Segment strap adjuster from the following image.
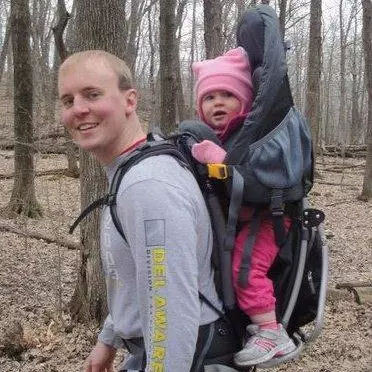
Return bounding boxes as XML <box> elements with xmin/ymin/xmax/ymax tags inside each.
<box><xmin>271</xmin><ymin>208</ymin><xmax>284</xmax><ymax>217</ymax></box>
<box><xmin>207</xmin><ymin>164</ymin><xmax>229</xmax><ymax>179</ymax></box>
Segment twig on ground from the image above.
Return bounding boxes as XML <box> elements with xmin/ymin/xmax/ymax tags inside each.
<box><xmin>335</xmin><ymin>282</ymin><xmax>372</xmax><ymax>305</ymax></box>
<box><xmin>319</xmin><ymin>162</ymin><xmax>365</xmax><ymax>172</ymax></box>
<box><xmin>325</xmin><ymin>199</ymin><xmax>360</xmax><ymax>207</ymax></box>
<box><xmin>316</xmin><ymin>181</ymin><xmax>356</xmax><ymax>187</ymax></box>
<box><xmin>0</xmin><ymin>223</ymin><xmax>79</xmax><ymax>250</ymax></box>
<box><xmin>0</xmin><ymin>168</ymin><xmax>78</xmax><ymax>180</ymax></box>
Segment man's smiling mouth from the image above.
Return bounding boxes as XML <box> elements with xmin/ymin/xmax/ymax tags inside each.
<box><xmin>78</xmin><ymin>123</ymin><xmax>98</xmax><ymax>131</ymax></box>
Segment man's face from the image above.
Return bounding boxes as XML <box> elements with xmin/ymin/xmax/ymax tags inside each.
<box><xmin>58</xmin><ymin>58</ymin><xmax>136</xmax><ymax>163</ymax></box>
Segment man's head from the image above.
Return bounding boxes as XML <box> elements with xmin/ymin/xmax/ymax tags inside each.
<box><xmin>192</xmin><ymin>47</ymin><xmax>253</xmax><ymax>130</ymax></box>
<box><xmin>58</xmin><ymin>50</ymin><xmax>144</xmax><ymax>164</ymax></box>
<box><xmin>61</xmin><ymin>50</ymin><xmax>134</xmax><ymax>91</ymax></box>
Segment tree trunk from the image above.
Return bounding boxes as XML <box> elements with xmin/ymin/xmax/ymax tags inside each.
<box><xmin>305</xmin><ymin>0</ymin><xmax>322</xmax><ymax>161</ymax></box>
<box><xmin>338</xmin><ymin>0</ymin><xmax>356</xmax><ymax>147</ymax></box>
<box><xmin>339</xmin><ymin>0</ymin><xmax>347</xmax><ymax>147</ymax></box>
<box><xmin>278</xmin><ymin>0</ymin><xmax>287</xmax><ymax>39</ymax></box>
<box><xmin>324</xmin><ymin>26</ymin><xmax>336</xmax><ymax>145</ymax></box>
<box><xmin>0</xmin><ymin>16</ymin><xmax>11</xmax><ymax>84</ymax></box>
<box><xmin>125</xmin><ymin>0</ymin><xmax>146</xmax><ymax>76</ymax></box>
<box><xmin>159</xmin><ymin>0</ymin><xmax>177</xmax><ymax>134</ymax></box>
<box><xmin>293</xmin><ymin>30</ymin><xmax>305</xmax><ymax>107</ymax></box>
<box><xmin>350</xmin><ymin>0</ymin><xmax>362</xmax><ymax>145</ymax></box>
<box><xmin>2</xmin><ymin>0</ymin><xmax>42</xmax><ymax>219</ymax></box>
<box><xmin>68</xmin><ymin>0</ymin><xmax>127</xmax><ymax>324</ymax></box>
<box><xmin>147</xmin><ymin>5</ymin><xmax>158</xmax><ymax>129</ymax></box>
<box><xmin>203</xmin><ymin>0</ymin><xmax>223</xmax><ymax>59</ymax></box>
<box><xmin>52</xmin><ymin>0</ymin><xmax>79</xmax><ymax>177</ymax></box>
<box><xmin>175</xmin><ymin>0</ymin><xmax>188</xmax><ymax>122</ymax></box>
<box><xmin>188</xmin><ymin>0</ymin><xmax>197</xmax><ymax>117</ymax></box>
<box><xmin>30</xmin><ymin>0</ymin><xmax>54</xmax><ymax>136</ymax></box>
<box><xmin>360</xmin><ymin>0</ymin><xmax>372</xmax><ymax>200</ymax></box>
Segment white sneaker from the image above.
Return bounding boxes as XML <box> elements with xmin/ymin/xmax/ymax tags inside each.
<box><xmin>234</xmin><ymin>324</ymin><xmax>296</xmax><ymax>367</ymax></box>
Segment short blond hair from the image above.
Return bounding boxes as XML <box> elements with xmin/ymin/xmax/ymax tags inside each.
<box><xmin>60</xmin><ymin>50</ymin><xmax>133</xmax><ymax>91</ymax></box>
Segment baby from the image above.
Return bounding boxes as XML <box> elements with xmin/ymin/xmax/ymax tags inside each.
<box><xmin>192</xmin><ymin>47</ymin><xmax>296</xmax><ymax>367</ymax></box>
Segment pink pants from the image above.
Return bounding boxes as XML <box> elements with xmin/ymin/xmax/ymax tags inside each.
<box><xmin>232</xmin><ymin>213</ymin><xmax>291</xmax><ymax>316</ymax></box>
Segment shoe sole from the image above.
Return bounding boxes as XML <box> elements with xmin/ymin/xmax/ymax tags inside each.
<box><xmin>257</xmin><ymin>344</ymin><xmax>298</xmax><ymax>369</ymax></box>
<box><xmin>234</xmin><ymin>342</ymin><xmax>294</xmax><ymax>367</ymax></box>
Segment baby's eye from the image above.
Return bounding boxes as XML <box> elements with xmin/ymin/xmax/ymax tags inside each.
<box><xmin>223</xmin><ymin>91</ymin><xmax>234</xmax><ymax>98</ymax></box>
<box><xmin>203</xmin><ymin>94</ymin><xmax>214</xmax><ymax>101</ymax></box>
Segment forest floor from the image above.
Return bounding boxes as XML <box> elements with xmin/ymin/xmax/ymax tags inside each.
<box><xmin>0</xmin><ymin>151</ymin><xmax>371</xmax><ymax>372</ymax></box>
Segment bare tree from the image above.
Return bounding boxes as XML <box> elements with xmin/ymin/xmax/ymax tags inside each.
<box><xmin>52</xmin><ymin>0</ymin><xmax>79</xmax><ymax>178</ymax></box>
<box><xmin>360</xmin><ymin>0</ymin><xmax>372</xmax><ymax>200</ymax></box>
<box><xmin>350</xmin><ymin>0</ymin><xmax>363</xmax><ymax>144</ymax></box>
<box><xmin>175</xmin><ymin>0</ymin><xmax>188</xmax><ymax>122</ymax></box>
<box><xmin>305</xmin><ymin>0</ymin><xmax>322</xmax><ymax>160</ymax></box>
<box><xmin>146</xmin><ymin>2</ymin><xmax>157</xmax><ymax>128</ymax></box>
<box><xmin>67</xmin><ymin>0</ymin><xmax>127</xmax><ymax>324</ymax></box>
<box><xmin>124</xmin><ymin>0</ymin><xmax>147</xmax><ymax>75</ymax></box>
<box><xmin>30</xmin><ymin>0</ymin><xmax>56</xmax><ymax>130</ymax></box>
<box><xmin>159</xmin><ymin>0</ymin><xmax>177</xmax><ymax>133</ymax></box>
<box><xmin>323</xmin><ymin>24</ymin><xmax>337</xmax><ymax>145</ymax></box>
<box><xmin>2</xmin><ymin>0</ymin><xmax>42</xmax><ymax>219</ymax></box>
<box><xmin>188</xmin><ymin>0</ymin><xmax>198</xmax><ymax>117</ymax></box>
<box><xmin>278</xmin><ymin>0</ymin><xmax>288</xmax><ymax>38</ymax></box>
<box><xmin>338</xmin><ymin>0</ymin><xmax>357</xmax><ymax>147</ymax></box>
<box><xmin>0</xmin><ymin>15</ymin><xmax>10</xmax><ymax>83</ymax></box>
<box><xmin>203</xmin><ymin>0</ymin><xmax>223</xmax><ymax>58</ymax></box>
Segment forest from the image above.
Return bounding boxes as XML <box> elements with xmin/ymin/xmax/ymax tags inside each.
<box><xmin>0</xmin><ymin>0</ymin><xmax>371</xmax><ymax>371</ymax></box>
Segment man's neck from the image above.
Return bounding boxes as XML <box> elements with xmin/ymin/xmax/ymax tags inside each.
<box><xmin>97</xmin><ymin>118</ymin><xmax>146</xmax><ymax>165</ymax></box>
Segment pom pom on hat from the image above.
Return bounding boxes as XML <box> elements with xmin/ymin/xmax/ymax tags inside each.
<box><xmin>192</xmin><ymin>47</ymin><xmax>253</xmax><ymax>123</ymax></box>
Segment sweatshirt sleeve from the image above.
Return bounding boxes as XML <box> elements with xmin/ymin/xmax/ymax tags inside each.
<box><xmin>118</xmin><ymin>175</ymin><xmax>201</xmax><ymax>372</ymax></box>
<box><xmin>98</xmin><ymin>314</ymin><xmax>124</xmax><ymax>349</ymax></box>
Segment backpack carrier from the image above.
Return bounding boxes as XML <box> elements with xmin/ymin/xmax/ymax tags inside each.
<box><xmin>70</xmin><ymin>5</ymin><xmax>328</xmax><ymax>371</ymax></box>
<box><xmin>195</xmin><ymin>4</ymin><xmax>328</xmax><ymax>369</ymax></box>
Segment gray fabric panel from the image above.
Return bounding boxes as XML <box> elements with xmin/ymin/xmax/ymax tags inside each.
<box><xmin>249</xmin><ymin>107</ymin><xmax>312</xmax><ymax>188</ymax></box>
<box><xmin>252</xmin><ymin>5</ymin><xmax>287</xmax><ymax>121</ymax></box>
<box><xmin>226</xmin><ymin>5</ymin><xmax>288</xmax><ymax>162</ymax></box>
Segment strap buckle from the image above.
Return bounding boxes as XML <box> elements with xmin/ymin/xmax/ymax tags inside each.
<box><xmin>207</xmin><ymin>164</ymin><xmax>229</xmax><ymax>180</ymax></box>
<box><xmin>271</xmin><ymin>208</ymin><xmax>284</xmax><ymax>217</ymax></box>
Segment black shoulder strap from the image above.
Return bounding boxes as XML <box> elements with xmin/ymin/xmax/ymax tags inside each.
<box><xmin>270</xmin><ymin>188</ymin><xmax>287</xmax><ymax>247</ymax></box>
<box><xmin>69</xmin><ymin>196</ymin><xmax>109</xmax><ymax>234</ymax></box>
<box><xmin>108</xmin><ymin>141</ymin><xmax>190</xmax><ymax>243</ymax></box>
<box><xmin>69</xmin><ymin>139</ymin><xmax>190</xmax><ymax>241</ymax></box>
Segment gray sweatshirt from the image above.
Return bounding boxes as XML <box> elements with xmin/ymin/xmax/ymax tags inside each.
<box><xmin>98</xmin><ymin>154</ymin><xmax>222</xmax><ymax>371</ymax></box>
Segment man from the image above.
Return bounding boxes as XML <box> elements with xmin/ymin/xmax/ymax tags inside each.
<box><xmin>58</xmin><ymin>50</ymin><xmax>230</xmax><ymax>371</ymax></box>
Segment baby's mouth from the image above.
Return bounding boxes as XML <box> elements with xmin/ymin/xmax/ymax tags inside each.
<box><xmin>213</xmin><ymin>110</ymin><xmax>226</xmax><ymax>118</ymax></box>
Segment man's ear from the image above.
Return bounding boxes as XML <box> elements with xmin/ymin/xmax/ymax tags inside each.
<box><xmin>124</xmin><ymin>89</ymin><xmax>138</xmax><ymax>115</ymax></box>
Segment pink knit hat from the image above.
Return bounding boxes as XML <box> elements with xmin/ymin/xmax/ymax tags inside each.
<box><xmin>192</xmin><ymin>47</ymin><xmax>253</xmax><ymax>123</ymax></box>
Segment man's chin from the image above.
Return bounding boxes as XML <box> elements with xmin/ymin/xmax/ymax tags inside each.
<box><xmin>75</xmin><ymin>139</ymin><xmax>99</xmax><ymax>152</ymax></box>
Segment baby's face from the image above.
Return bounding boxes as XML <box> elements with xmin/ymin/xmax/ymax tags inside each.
<box><xmin>201</xmin><ymin>90</ymin><xmax>241</xmax><ymax>132</ymax></box>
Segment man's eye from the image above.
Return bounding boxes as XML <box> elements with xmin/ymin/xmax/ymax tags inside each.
<box><xmin>88</xmin><ymin>91</ymin><xmax>100</xmax><ymax>99</ymax></box>
<box><xmin>62</xmin><ymin>98</ymin><xmax>73</xmax><ymax>108</ymax></box>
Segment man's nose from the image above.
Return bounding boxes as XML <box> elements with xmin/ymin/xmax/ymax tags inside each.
<box><xmin>72</xmin><ymin>97</ymin><xmax>90</xmax><ymax>115</ymax></box>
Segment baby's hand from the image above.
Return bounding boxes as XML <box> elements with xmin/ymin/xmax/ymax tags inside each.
<box><xmin>191</xmin><ymin>140</ymin><xmax>226</xmax><ymax>164</ymax></box>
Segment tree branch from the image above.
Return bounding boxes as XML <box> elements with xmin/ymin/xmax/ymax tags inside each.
<box><xmin>0</xmin><ymin>223</ymin><xmax>79</xmax><ymax>250</ymax></box>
